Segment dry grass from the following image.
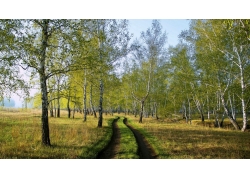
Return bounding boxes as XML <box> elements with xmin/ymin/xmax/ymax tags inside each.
<box><xmin>126</xmin><ymin>114</ymin><xmax>250</xmax><ymax>159</ymax></box>
<box><xmin>0</xmin><ymin>109</ymin><xmax>114</xmax><ymax>159</ymax></box>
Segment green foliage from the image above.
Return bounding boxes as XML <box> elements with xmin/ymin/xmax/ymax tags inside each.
<box><xmin>0</xmin><ymin>20</ymin><xmax>29</xmax><ymax>99</ymax></box>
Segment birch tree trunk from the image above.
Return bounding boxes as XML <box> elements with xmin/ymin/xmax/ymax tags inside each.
<box><xmin>39</xmin><ymin>20</ymin><xmax>50</xmax><ymax>146</ymax></box>
<box><xmin>83</xmin><ymin>68</ymin><xmax>87</xmax><ymax>121</ymax></box>
<box><xmin>54</xmin><ymin>99</ymin><xmax>57</xmax><ymax>118</ymax></box>
<box><xmin>154</xmin><ymin>102</ymin><xmax>159</xmax><ymax>120</ymax></box>
<box><xmin>57</xmin><ymin>95</ymin><xmax>60</xmax><ymax>118</ymax></box>
<box><xmin>67</xmin><ymin>90</ymin><xmax>71</xmax><ymax>118</ymax></box>
<box><xmin>194</xmin><ymin>98</ymin><xmax>205</xmax><ymax>122</ymax></box>
<box><xmin>72</xmin><ymin>87</ymin><xmax>76</xmax><ymax>119</ymax></box>
<box><xmin>98</xmin><ymin>79</ymin><xmax>104</xmax><ymax>127</ymax></box>
<box><xmin>55</xmin><ymin>75</ymin><xmax>61</xmax><ymax>118</ymax></box>
<box><xmin>183</xmin><ymin>102</ymin><xmax>188</xmax><ymax>123</ymax></box>
<box><xmin>207</xmin><ymin>93</ymin><xmax>210</xmax><ymax>120</ymax></box>
<box><xmin>234</xmin><ymin>45</ymin><xmax>248</xmax><ymax>131</ymax></box>
<box><xmin>139</xmin><ymin>100</ymin><xmax>144</xmax><ymax>123</ymax></box>
<box><xmin>49</xmin><ymin>103</ymin><xmax>54</xmax><ymax>117</ymax></box>
<box><xmin>214</xmin><ymin>110</ymin><xmax>220</xmax><ymax>128</ymax></box>
<box><xmin>239</xmin><ymin>63</ymin><xmax>248</xmax><ymax>131</ymax></box>
<box><xmin>188</xmin><ymin>97</ymin><xmax>191</xmax><ymax>124</ymax></box>
<box><xmin>48</xmin><ymin>85</ymin><xmax>54</xmax><ymax>117</ymax></box>
<box><xmin>220</xmin><ymin>93</ymin><xmax>240</xmax><ymax>130</ymax></box>
<box><xmin>89</xmin><ymin>83</ymin><xmax>97</xmax><ymax>118</ymax></box>
<box><xmin>229</xmin><ymin>93</ymin><xmax>236</xmax><ymax>121</ymax></box>
<box><xmin>133</xmin><ymin>101</ymin><xmax>137</xmax><ymax>117</ymax></box>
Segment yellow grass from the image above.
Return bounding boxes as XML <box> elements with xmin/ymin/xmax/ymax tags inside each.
<box><xmin>126</xmin><ymin>114</ymin><xmax>250</xmax><ymax>159</ymax></box>
<box><xmin>0</xmin><ymin>109</ymin><xmax>114</xmax><ymax>159</ymax></box>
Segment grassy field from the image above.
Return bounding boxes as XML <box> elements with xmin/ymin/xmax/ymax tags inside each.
<box><xmin>1</xmin><ymin>108</ymin><xmax>250</xmax><ymax>159</ymax></box>
<box><xmin>0</xmin><ymin>108</ymin><xmax>115</xmax><ymax>158</ymax></box>
<box><xmin>126</xmin><ymin>114</ymin><xmax>250</xmax><ymax>159</ymax></box>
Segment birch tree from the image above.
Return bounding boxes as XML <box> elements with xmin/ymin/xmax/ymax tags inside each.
<box><xmin>94</xmin><ymin>19</ymin><xmax>131</xmax><ymax>127</ymax></box>
<box><xmin>168</xmin><ymin>44</ymin><xmax>195</xmax><ymax>122</ymax></box>
<box><xmin>129</xmin><ymin>20</ymin><xmax>167</xmax><ymax>123</ymax></box>
<box><xmin>187</xmin><ymin>19</ymin><xmax>248</xmax><ymax>130</ymax></box>
<box><xmin>16</xmin><ymin>20</ymin><xmax>77</xmax><ymax>146</ymax></box>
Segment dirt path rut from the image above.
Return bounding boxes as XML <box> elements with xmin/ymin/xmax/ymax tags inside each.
<box><xmin>97</xmin><ymin>117</ymin><xmax>157</xmax><ymax>159</ymax></box>
<box><xmin>96</xmin><ymin>117</ymin><xmax>120</xmax><ymax>159</ymax></box>
<box><xmin>123</xmin><ymin>118</ymin><xmax>158</xmax><ymax>159</ymax></box>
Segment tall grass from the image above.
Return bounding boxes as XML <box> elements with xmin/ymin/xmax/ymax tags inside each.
<box><xmin>126</xmin><ymin>115</ymin><xmax>250</xmax><ymax>159</ymax></box>
<box><xmin>0</xmin><ymin>109</ymin><xmax>114</xmax><ymax>158</ymax></box>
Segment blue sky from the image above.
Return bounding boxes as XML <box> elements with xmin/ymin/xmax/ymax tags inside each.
<box><xmin>129</xmin><ymin>19</ymin><xmax>190</xmax><ymax>46</ymax></box>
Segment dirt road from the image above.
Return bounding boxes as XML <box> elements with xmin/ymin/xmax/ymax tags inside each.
<box><xmin>123</xmin><ymin>118</ymin><xmax>157</xmax><ymax>159</ymax></box>
<box><xmin>97</xmin><ymin>117</ymin><xmax>157</xmax><ymax>159</ymax></box>
<box><xmin>96</xmin><ymin>117</ymin><xmax>120</xmax><ymax>159</ymax></box>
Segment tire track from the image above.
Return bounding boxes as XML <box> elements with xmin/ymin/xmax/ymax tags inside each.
<box><xmin>96</xmin><ymin>117</ymin><xmax>120</xmax><ymax>159</ymax></box>
<box><xmin>123</xmin><ymin>118</ymin><xmax>158</xmax><ymax>159</ymax></box>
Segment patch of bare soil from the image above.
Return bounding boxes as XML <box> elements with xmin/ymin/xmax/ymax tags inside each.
<box><xmin>123</xmin><ymin>118</ymin><xmax>158</xmax><ymax>159</ymax></box>
<box><xmin>96</xmin><ymin>117</ymin><xmax>120</xmax><ymax>159</ymax></box>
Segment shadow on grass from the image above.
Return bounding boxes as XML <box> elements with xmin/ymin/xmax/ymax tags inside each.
<box><xmin>138</xmin><ymin>122</ymin><xmax>250</xmax><ymax>158</ymax></box>
<box><xmin>77</xmin><ymin>119</ymin><xmax>114</xmax><ymax>159</ymax></box>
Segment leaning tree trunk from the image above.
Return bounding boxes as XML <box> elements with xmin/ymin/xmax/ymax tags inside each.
<box><xmin>221</xmin><ymin>93</ymin><xmax>240</xmax><ymax>130</ymax></box>
<box><xmin>98</xmin><ymin>79</ymin><xmax>104</xmax><ymax>127</ymax></box>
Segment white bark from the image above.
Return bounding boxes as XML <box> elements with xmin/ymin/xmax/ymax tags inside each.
<box><xmin>234</xmin><ymin>45</ymin><xmax>248</xmax><ymax>131</ymax></box>
<box><xmin>83</xmin><ymin>67</ymin><xmax>87</xmax><ymax>121</ymax></box>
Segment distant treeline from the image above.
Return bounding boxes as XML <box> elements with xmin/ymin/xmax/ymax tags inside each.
<box><xmin>1</xmin><ymin>98</ymin><xmax>15</xmax><ymax>107</ymax></box>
